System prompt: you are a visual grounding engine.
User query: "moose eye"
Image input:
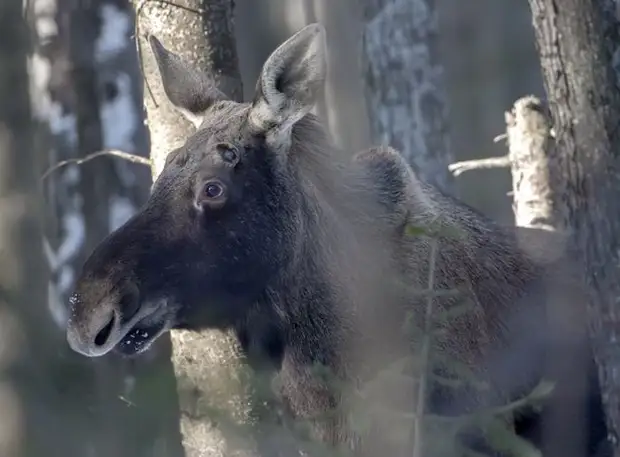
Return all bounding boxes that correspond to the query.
[203,181,225,199]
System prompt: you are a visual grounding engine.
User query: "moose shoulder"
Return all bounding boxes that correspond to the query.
[64,23,596,456]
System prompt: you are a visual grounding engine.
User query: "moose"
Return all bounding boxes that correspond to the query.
[65,23,608,456]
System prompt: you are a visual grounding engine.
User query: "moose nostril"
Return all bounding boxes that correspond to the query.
[94,314,116,347]
[119,283,141,322]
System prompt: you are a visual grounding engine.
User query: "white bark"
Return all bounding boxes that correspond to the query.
[132,2,259,456]
[506,96,563,247]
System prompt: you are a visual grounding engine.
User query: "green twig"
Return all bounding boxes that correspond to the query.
[412,237,440,457]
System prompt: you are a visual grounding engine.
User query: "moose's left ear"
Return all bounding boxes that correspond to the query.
[248,23,327,141]
[148,35,227,128]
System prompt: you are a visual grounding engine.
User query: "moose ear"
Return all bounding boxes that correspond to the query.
[248,23,327,141]
[148,35,227,128]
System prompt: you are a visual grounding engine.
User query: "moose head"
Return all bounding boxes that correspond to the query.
[65,24,329,358]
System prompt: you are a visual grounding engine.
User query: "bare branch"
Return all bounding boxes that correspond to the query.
[448,156,511,177]
[448,101,554,179]
[41,149,151,181]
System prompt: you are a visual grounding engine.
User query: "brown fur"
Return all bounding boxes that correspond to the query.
[64,24,558,456]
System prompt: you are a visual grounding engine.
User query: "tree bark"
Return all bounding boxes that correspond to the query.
[360,0,454,193]
[134,0,242,177]
[29,0,184,455]
[132,2,258,456]
[526,0,620,454]
[505,96,561,239]
[67,3,185,455]
[0,1,72,455]
[504,96,594,457]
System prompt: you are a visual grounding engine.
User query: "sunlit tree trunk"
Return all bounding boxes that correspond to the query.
[131,1,261,456]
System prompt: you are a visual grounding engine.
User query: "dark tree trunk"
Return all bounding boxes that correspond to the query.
[131,2,260,456]
[526,0,620,454]
[360,0,454,193]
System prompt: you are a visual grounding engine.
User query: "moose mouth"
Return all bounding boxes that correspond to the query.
[113,304,173,357]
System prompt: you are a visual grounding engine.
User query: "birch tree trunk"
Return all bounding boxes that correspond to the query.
[132,2,258,456]
[29,0,184,456]
[525,0,620,454]
[360,0,454,193]
[0,1,71,455]
[67,2,185,456]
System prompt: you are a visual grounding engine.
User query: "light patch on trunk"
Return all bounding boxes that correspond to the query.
[47,280,68,328]
[44,199,86,299]
[48,102,78,147]
[101,73,137,149]
[55,203,86,267]
[27,0,57,120]
[95,4,131,62]
[27,53,53,121]
[109,195,136,232]
[97,4,140,194]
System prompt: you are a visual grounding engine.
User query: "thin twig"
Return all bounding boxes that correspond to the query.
[41,149,151,181]
[412,237,440,457]
[134,0,157,107]
[448,156,511,177]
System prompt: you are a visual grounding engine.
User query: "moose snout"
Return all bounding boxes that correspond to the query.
[66,301,123,357]
[66,281,143,357]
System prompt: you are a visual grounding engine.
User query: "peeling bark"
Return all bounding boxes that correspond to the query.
[506,96,561,239]
[360,0,454,193]
[131,2,258,456]
[526,0,620,454]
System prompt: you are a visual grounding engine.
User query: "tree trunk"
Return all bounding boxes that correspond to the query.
[0,1,72,455]
[29,0,184,455]
[503,95,594,457]
[132,2,259,456]
[526,0,620,454]
[69,2,186,456]
[360,0,454,193]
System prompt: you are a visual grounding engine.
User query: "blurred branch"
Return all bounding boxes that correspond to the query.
[412,238,439,457]
[448,156,511,177]
[41,149,151,181]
